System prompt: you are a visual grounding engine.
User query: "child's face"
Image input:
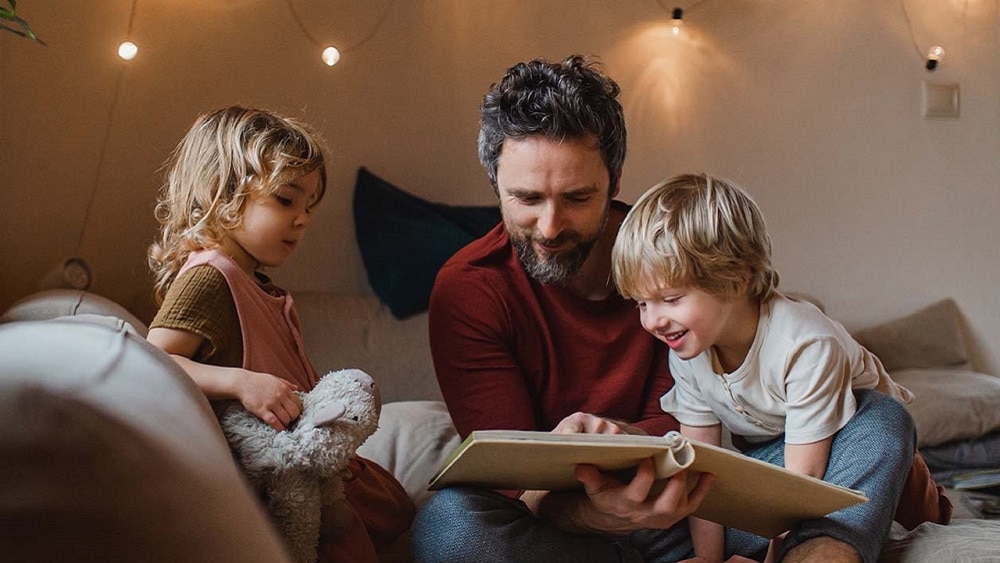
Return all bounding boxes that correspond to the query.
[222,168,322,274]
[634,281,741,361]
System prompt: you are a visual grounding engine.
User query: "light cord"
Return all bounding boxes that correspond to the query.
[77,0,136,255]
[286,0,398,53]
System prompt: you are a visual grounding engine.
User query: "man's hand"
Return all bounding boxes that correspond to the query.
[537,456,714,535]
[552,411,647,436]
[536,411,710,535]
[572,457,714,533]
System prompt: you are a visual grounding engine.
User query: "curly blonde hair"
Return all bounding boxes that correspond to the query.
[148,106,327,304]
[612,173,779,302]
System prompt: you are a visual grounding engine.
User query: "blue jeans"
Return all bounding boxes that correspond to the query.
[412,390,914,563]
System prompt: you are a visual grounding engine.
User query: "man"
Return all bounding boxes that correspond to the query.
[411,55,888,563]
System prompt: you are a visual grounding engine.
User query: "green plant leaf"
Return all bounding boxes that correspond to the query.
[0,1,44,45]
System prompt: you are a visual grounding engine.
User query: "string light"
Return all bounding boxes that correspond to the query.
[321,46,341,67]
[117,41,138,60]
[901,0,966,72]
[117,0,139,61]
[670,8,684,35]
[925,45,945,71]
[655,1,707,36]
[287,0,397,68]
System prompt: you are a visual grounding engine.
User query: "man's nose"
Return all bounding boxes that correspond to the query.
[536,203,564,240]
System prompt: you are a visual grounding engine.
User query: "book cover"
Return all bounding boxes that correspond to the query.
[428,430,868,538]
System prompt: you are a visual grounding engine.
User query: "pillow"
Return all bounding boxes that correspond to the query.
[353,168,500,319]
[890,367,1000,447]
[854,299,968,372]
[356,400,460,508]
[919,429,1000,473]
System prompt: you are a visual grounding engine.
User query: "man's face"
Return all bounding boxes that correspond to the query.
[495,135,616,284]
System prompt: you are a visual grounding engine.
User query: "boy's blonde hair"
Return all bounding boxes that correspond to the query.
[613,173,779,302]
[148,106,327,304]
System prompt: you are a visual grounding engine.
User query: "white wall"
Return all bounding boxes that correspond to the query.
[2,0,998,373]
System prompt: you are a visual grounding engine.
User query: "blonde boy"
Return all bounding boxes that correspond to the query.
[612,174,947,563]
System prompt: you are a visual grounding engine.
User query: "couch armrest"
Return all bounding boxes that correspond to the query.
[1,289,149,337]
[0,319,290,561]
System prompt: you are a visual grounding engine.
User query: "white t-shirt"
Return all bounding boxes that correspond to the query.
[661,293,912,445]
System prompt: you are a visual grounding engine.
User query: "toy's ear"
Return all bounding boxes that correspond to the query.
[313,401,347,427]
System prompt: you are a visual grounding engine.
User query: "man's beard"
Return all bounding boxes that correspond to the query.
[512,234,597,284]
[508,206,609,284]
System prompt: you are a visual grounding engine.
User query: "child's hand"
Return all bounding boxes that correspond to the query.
[235,370,302,431]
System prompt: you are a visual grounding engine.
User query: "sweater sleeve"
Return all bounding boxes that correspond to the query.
[428,264,541,439]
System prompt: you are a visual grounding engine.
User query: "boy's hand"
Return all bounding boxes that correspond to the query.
[236,370,302,431]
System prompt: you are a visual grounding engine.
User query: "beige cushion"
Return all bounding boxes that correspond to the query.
[357,401,460,508]
[854,299,968,372]
[890,367,1000,447]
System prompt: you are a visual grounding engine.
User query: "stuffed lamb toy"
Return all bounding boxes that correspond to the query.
[218,368,381,563]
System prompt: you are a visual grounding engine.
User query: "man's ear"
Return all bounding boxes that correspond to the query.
[610,181,620,199]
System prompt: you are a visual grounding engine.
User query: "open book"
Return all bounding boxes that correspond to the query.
[428,430,868,538]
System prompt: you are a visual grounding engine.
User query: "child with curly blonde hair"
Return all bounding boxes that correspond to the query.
[147,106,413,562]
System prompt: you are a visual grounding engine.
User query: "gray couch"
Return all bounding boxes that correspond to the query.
[4,289,999,563]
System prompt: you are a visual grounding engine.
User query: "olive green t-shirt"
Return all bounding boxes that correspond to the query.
[150,265,244,368]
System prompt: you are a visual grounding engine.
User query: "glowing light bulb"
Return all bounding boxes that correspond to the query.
[118,41,138,61]
[321,46,341,67]
[670,7,684,36]
[926,45,945,71]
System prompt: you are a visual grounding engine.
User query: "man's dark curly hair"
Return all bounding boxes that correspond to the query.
[477,55,627,195]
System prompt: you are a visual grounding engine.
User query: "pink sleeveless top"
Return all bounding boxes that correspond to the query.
[179,250,318,391]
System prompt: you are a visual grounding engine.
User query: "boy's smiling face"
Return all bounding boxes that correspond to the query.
[633,276,757,370]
